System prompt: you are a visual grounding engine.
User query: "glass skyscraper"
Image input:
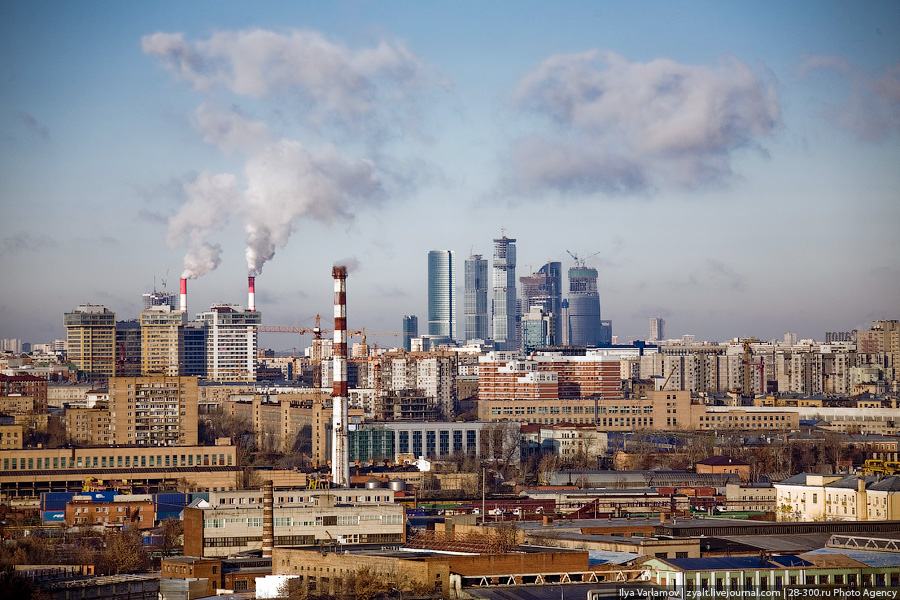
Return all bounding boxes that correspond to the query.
[492,234,517,351]
[567,266,602,347]
[402,315,418,351]
[427,250,456,340]
[464,254,489,342]
[519,261,562,346]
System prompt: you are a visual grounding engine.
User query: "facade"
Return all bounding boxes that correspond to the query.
[649,317,665,342]
[521,306,552,352]
[491,235,517,350]
[182,321,207,377]
[401,315,418,352]
[64,304,116,380]
[695,455,751,482]
[109,375,199,446]
[724,482,776,512]
[427,250,456,340]
[0,373,48,413]
[463,254,489,343]
[197,305,261,382]
[348,420,510,463]
[774,473,875,521]
[0,424,23,449]
[65,405,111,445]
[115,320,142,377]
[142,289,178,311]
[140,306,185,376]
[567,267,603,347]
[184,489,405,557]
[519,261,562,347]
[66,496,156,529]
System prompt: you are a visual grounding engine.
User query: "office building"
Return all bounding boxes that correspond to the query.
[520,261,562,346]
[197,305,261,382]
[64,305,116,380]
[521,306,551,352]
[401,315,418,352]
[649,317,665,342]
[492,234,517,350]
[567,266,602,347]
[140,305,185,376]
[109,375,199,446]
[115,320,142,377]
[183,321,208,377]
[463,254,489,343]
[427,250,456,340]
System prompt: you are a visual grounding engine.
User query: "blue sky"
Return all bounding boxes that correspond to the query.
[1,1,898,349]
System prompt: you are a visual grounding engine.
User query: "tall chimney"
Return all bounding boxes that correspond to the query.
[331,266,349,488]
[179,278,188,314]
[248,276,256,312]
[262,480,274,556]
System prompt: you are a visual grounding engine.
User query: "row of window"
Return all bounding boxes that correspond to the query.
[2,452,231,470]
[204,513,402,529]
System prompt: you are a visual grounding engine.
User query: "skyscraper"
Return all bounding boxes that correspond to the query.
[464,254,489,342]
[197,304,261,381]
[402,315,418,351]
[427,250,456,340]
[649,317,666,342]
[140,305,186,376]
[519,261,562,346]
[567,265,602,347]
[492,234,517,351]
[64,305,116,380]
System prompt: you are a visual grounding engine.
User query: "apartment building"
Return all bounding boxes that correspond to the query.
[65,405,111,445]
[109,375,199,446]
[1,373,48,412]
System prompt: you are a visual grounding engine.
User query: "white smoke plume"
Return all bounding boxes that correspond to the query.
[509,50,780,194]
[147,28,430,278]
[166,171,240,279]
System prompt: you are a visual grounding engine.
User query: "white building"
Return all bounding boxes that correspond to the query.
[197,305,261,382]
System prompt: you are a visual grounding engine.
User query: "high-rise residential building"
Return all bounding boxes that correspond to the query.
[142,289,177,311]
[492,234,517,351]
[520,261,562,346]
[109,375,198,446]
[115,320,142,377]
[567,266,602,347]
[649,317,665,342]
[197,305,261,382]
[183,321,208,377]
[427,250,456,340]
[401,315,418,352]
[140,305,185,376]
[64,305,116,380]
[464,254,489,343]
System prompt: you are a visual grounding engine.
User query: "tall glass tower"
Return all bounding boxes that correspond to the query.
[427,250,456,340]
[464,254,489,342]
[519,261,562,346]
[402,315,418,351]
[567,266,602,347]
[492,234,517,351]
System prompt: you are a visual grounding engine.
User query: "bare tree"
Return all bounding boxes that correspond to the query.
[96,527,149,575]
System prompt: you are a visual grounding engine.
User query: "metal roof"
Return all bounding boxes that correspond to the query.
[659,555,813,572]
[802,547,900,568]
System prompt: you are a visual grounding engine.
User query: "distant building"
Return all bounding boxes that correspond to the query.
[64,305,116,380]
[115,320,142,377]
[463,254,489,343]
[567,266,603,347]
[140,305,185,376]
[695,455,750,483]
[427,250,456,340]
[521,306,551,352]
[109,375,199,446]
[0,373,48,413]
[492,234,517,351]
[197,305,261,382]
[142,289,177,311]
[401,315,418,352]
[649,317,665,342]
[520,262,562,347]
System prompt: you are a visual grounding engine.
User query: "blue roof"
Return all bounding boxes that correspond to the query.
[661,556,812,571]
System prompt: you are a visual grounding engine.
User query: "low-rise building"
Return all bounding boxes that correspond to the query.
[695,455,751,483]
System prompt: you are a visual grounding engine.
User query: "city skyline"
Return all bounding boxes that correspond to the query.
[2,1,899,348]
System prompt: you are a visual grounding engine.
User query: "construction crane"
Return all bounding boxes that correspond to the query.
[566,250,601,268]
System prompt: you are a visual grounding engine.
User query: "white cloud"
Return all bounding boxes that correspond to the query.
[510,51,780,194]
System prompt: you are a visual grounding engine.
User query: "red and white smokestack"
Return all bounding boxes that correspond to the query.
[248,276,256,312]
[331,266,349,488]
[179,278,188,314]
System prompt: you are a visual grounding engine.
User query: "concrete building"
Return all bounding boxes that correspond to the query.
[64,405,111,445]
[197,304,261,382]
[114,319,142,377]
[491,234,517,351]
[140,305,185,376]
[464,254,489,343]
[0,424,23,449]
[183,489,405,557]
[348,420,513,463]
[695,456,751,483]
[64,304,116,380]
[427,250,456,340]
[1,373,48,413]
[649,317,665,342]
[773,473,889,522]
[109,375,199,446]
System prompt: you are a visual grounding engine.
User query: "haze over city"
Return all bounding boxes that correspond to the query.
[2,1,898,349]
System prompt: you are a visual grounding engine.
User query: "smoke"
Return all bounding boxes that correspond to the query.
[509,50,780,194]
[334,257,361,273]
[147,28,432,278]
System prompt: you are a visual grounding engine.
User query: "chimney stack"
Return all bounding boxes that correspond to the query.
[331,266,349,488]
[248,276,256,312]
[179,278,188,314]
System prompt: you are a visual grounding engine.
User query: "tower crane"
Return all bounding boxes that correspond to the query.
[566,250,601,268]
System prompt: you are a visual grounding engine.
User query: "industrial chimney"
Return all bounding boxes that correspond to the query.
[262,480,274,556]
[248,276,256,312]
[179,278,188,314]
[331,266,349,488]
